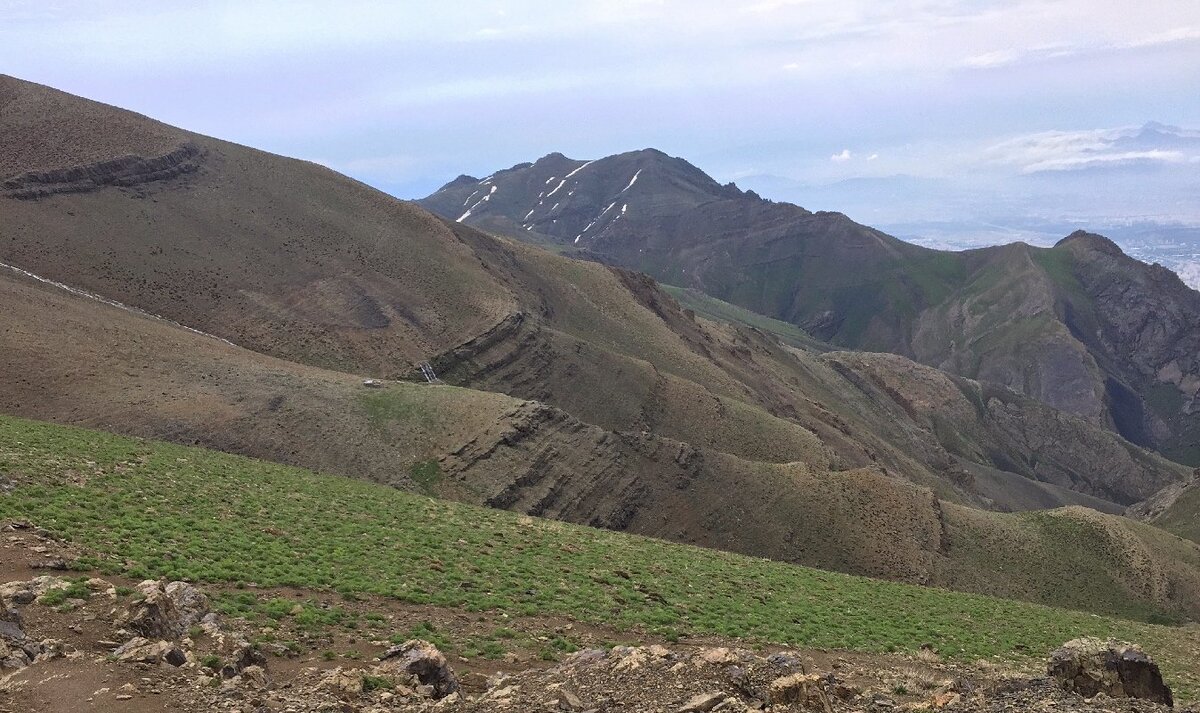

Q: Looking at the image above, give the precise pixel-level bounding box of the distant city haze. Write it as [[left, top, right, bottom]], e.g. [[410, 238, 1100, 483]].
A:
[[3, 1, 1199, 280]]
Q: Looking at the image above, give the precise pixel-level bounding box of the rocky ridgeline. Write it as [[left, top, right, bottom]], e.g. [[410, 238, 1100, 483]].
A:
[[1, 141, 202, 199]]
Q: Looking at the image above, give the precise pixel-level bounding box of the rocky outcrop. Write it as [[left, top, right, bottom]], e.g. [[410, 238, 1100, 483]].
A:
[[822, 351, 1190, 506], [2, 142, 202, 199], [769, 672, 835, 710], [118, 580, 210, 640], [1127, 471, 1200, 521], [112, 637, 187, 666], [1048, 638, 1173, 706], [377, 639, 460, 699], [0, 601, 37, 670], [0, 576, 69, 605]]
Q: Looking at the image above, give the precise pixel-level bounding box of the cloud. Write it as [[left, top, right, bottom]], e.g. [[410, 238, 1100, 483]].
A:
[[962, 25, 1200, 70], [831, 149, 852, 162], [867, 153, 879, 161], [1022, 149, 1186, 173], [984, 125, 1198, 173]]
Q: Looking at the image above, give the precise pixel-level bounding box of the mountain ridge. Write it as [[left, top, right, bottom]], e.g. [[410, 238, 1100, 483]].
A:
[[421, 151, 1200, 464], [2, 73, 1198, 620]]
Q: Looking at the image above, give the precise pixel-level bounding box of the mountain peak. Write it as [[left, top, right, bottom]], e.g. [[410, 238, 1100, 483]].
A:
[[419, 147, 754, 241], [437, 174, 479, 191], [1055, 230, 1124, 256], [1140, 120, 1183, 134]]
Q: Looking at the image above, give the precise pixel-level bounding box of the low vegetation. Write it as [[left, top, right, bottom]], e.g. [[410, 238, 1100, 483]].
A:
[[2, 414, 1199, 695], [661, 284, 829, 351]]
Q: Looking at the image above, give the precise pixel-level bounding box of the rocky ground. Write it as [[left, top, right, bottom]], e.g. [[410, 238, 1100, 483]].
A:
[[0, 521, 1191, 712]]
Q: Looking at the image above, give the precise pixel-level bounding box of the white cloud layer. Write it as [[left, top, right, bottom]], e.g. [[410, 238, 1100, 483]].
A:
[[984, 125, 1200, 173]]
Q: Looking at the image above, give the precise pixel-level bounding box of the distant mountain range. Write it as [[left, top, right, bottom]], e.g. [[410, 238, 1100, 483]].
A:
[[735, 122, 1200, 288], [421, 148, 1200, 465]]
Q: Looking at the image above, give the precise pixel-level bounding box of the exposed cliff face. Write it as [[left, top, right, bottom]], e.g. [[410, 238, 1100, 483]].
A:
[[1055, 232, 1200, 458], [3, 142, 203, 199], [822, 351, 1188, 506], [424, 154, 1200, 463]]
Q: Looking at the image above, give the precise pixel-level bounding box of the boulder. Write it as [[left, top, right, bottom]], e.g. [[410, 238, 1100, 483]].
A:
[[695, 647, 743, 666], [0, 603, 23, 642], [677, 691, 725, 712], [121, 580, 210, 640], [113, 637, 186, 666], [769, 673, 833, 712], [378, 639, 459, 699], [217, 636, 265, 679], [0, 576, 69, 605], [0, 604, 45, 670], [321, 667, 364, 697], [1047, 638, 1172, 706]]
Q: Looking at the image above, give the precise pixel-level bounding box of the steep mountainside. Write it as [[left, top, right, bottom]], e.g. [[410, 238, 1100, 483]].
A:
[[2, 74, 1196, 617], [1129, 472, 1200, 545], [422, 152, 1200, 463]]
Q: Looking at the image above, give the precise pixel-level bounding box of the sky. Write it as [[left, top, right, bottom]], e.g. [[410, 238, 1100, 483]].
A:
[[3, 0, 1200, 214]]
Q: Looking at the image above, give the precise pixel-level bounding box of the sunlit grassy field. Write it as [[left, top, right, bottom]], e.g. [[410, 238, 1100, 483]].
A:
[[2, 414, 1198, 696]]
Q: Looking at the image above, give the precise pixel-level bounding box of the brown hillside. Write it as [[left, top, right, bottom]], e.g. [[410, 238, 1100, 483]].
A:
[[3, 74, 1199, 620]]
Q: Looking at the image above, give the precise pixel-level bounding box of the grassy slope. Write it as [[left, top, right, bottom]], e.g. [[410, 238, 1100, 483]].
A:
[[661, 284, 830, 352], [14, 265, 1198, 617], [2, 414, 1200, 697], [1151, 486, 1200, 544]]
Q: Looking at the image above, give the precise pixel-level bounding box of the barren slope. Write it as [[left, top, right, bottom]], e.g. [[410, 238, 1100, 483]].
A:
[[2, 75, 1197, 617]]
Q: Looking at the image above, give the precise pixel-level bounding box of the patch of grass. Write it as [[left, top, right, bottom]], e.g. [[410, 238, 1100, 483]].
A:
[[358, 388, 435, 429], [38, 577, 91, 605], [2, 415, 1200, 697], [409, 460, 441, 493], [661, 285, 829, 352], [396, 621, 454, 653], [38, 588, 69, 606], [361, 674, 393, 693]]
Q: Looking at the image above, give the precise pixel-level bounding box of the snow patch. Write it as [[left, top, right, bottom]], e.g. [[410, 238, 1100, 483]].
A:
[[619, 169, 642, 193], [564, 160, 595, 179], [523, 208, 535, 220], [457, 186, 496, 221], [546, 178, 568, 197]]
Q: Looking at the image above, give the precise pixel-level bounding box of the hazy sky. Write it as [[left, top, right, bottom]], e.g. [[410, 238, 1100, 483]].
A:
[[3, 1, 1200, 200]]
